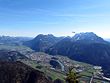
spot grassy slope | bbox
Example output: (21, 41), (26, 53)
(21, 59), (109, 83)
(21, 59), (95, 82)
(21, 60), (65, 81)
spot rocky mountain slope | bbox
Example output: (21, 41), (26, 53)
(0, 61), (52, 83)
(23, 34), (64, 52)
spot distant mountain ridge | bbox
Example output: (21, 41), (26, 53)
(0, 36), (32, 45)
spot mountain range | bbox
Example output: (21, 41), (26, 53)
(0, 32), (110, 78)
(23, 32), (110, 77)
(0, 36), (32, 45)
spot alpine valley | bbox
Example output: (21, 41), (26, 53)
(0, 32), (110, 83)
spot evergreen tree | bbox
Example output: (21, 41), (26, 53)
(66, 67), (81, 83)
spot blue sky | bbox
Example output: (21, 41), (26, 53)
(0, 0), (110, 38)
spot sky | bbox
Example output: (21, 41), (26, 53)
(0, 0), (110, 38)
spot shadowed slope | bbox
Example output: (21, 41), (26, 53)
(0, 61), (52, 83)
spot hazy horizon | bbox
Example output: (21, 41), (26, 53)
(0, 32), (109, 40)
(0, 0), (110, 38)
